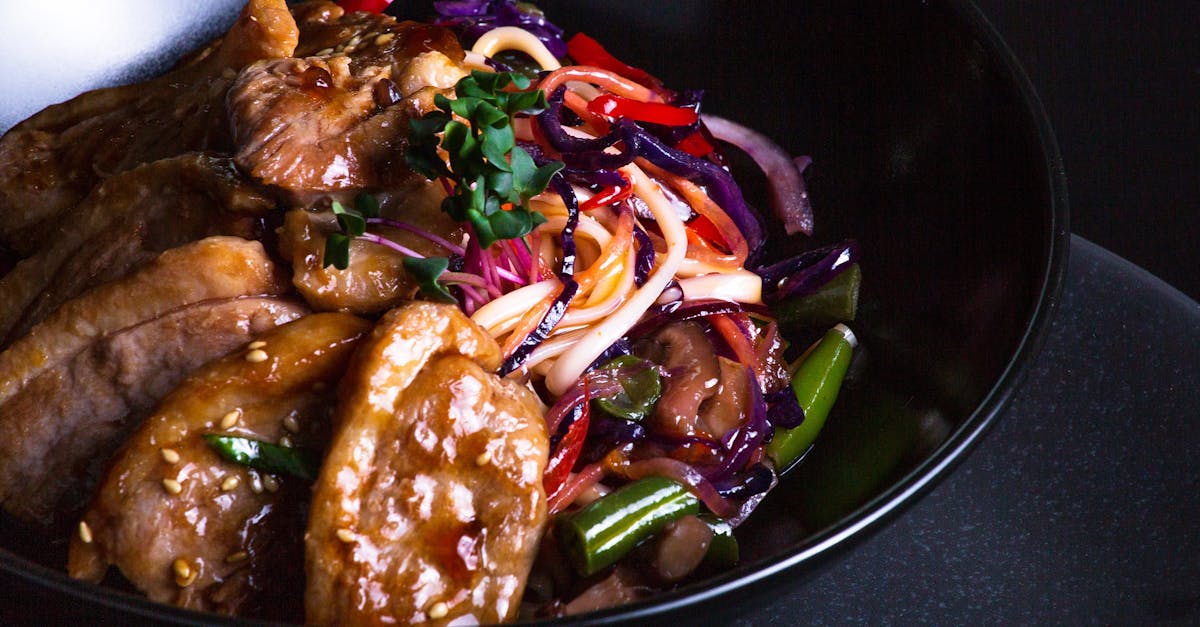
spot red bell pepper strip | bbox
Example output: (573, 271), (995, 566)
(580, 175), (634, 212)
(567, 33), (661, 88)
(675, 130), (716, 157)
(587, 94), (699, 127)
(338, 0), (392, 14)
(544, 388), (591, 501)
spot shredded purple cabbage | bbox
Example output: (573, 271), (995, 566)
(631, 126), (765, 261)
(498, 277), (579, 376)
(766, 387), (805, 429)
(755, 239), (860, 303)
(548, 176), (580, 277)
(632, 225), (654, 287)
(433, 0), (567, 58)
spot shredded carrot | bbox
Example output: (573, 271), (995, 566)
(501, 281), (563, 358)
(537, 66), (662, 103)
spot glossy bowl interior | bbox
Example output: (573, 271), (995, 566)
(0, 0), (1067, 623)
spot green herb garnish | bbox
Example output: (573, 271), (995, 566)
(406, 70), (564, 249)
(322, 193), (381, 270)
(203, 434), (321, 482)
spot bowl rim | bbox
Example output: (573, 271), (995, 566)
(0, 0), (1070, 624)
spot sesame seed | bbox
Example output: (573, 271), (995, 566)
(348, 34), (363, 47)
(225, 551), (249, 564)
(248, 472), (264, 494)
(316, 48), (334, 56)
(343, 44), (358, 54)
(221, 476), (240, 492)
(262, 475), (280, 493)
(245, 349), (269, 363)
(374, 33), (395, 46)
(162, 478), (183, 495)
(78, 521), (93, 544)
(278, 435), (293, 448)
(475, 451), (492, 466)
(336, 528), (356, 543)
(160, 448), (180, 464)
(220, 410), (241, 430)
(428, 602), (449, 620)
(173, 558), (197, 587)
(282, 415), (300, 433)
(247, 340), (267, 349)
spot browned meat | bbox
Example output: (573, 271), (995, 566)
(69, 313), (370, 622)
(0, 153), (277, 346)
(0, 0), (297, 254)
(278, 183), (462, 314)
(228, 10), (466, 199)
(306, 303), (548, 626)
(0, 237), (305, 528)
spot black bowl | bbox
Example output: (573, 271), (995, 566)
(0, 0), (1067, 623)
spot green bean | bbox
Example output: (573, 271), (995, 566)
(774, 264), (862, 329)
(203, 434), (321, 481)
(557, 476), (700, 576)
(766, 323), (857, 469)
(699, 516), (739, 570)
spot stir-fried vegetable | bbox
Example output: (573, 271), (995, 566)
(766, 324), (857, 469)
(558, 475), (700, 576)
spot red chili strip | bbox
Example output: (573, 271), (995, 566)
(566, 32), (661, 88)
(543, 381), (591, 501)
(587, 94), (699, 127)
(579, 174), (634, 212)
(337, 0), (392, 13)
(675, 130), (716, 157)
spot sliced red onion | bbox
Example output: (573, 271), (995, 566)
(627, 298), (772, 338)
(700, 368), (770, 483)
(622, 457), (737, 518)
(755, 239), (860, 303)
(702, 114), (815, 237)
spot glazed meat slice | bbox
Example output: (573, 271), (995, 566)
(0, 237), (306, 528)
(306, 303), (549, 625)
(69, 313), (370, 622)
(0, 0), (297, 254)
(0, 153), (276, 346)
(278, 182), (462, 314)
(228, 6), (467, 199)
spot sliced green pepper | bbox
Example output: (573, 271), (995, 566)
(774, 264), (862, 329)
(592, 356), (662, 422)
(203, 434), (321, 481)
(557, 476), (700, 576)
(766, 324), (857, 469)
